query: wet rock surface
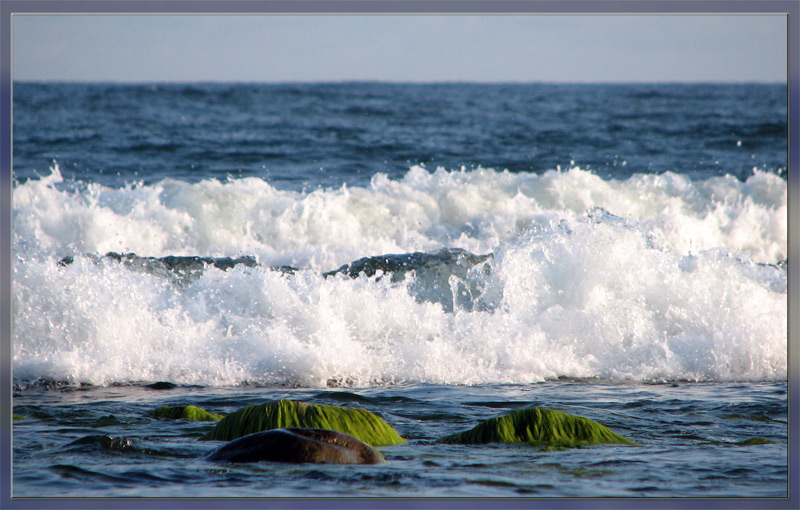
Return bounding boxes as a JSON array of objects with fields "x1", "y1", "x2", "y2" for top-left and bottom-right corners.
[{"x1": 205, "y1": 428, "x2": 384, "y2": 464}]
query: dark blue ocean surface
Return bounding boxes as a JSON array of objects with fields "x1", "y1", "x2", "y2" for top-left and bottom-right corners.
[
  {"x1": 11, "y1": 382, "x2": 788, "y2": 498},
  {"x1": 11, "y1": 82, "x2": 788, "y2": 499},
  {"x1": 13, "y1": 82, "x2": 787, "y2": 189}
]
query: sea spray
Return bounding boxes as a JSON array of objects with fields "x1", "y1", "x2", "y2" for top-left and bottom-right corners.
[
  {"x1": 13, "y1": 164, "x2": 786, "y2": 266},
  {"x1": 13, "y1": 166, "x2": 786, "y2": 387}
]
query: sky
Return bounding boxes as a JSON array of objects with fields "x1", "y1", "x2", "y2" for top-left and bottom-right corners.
[{"x1": 11, "y1": 14, "x2": 788, "y2": 83}]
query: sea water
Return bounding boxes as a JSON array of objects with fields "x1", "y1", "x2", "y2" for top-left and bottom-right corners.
[{"x1": 11, "y1": 82, "x2": 788, "y2": 499}]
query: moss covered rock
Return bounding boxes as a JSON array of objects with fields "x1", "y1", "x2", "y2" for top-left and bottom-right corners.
[
  {"x1": 201, "y1": 399, "x2": 405, "y2": 446},
  {"x1": 438, "y1": 407, "x2": 637, "y2": 448},
  {"x1": 148, "y1": 405, "x2": 224, "y2": 422},
  {"x1": 734, "y1": 437, "x2": 778, "y2": 446}
]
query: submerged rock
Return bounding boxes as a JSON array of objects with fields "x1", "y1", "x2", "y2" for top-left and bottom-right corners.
[
  {"x1": 734, "y1": 437, "x2": 779, "y2": 446},
  {"x1": 205, "y1": 428, "x2": 384, "y2": 464},
  {"x1": 56, "y1": 248, "x2": 493, "y2": 311},
  {"x1": 146, "y1": 381, "x2": 178, "y2": 390},
  {"x1": 58, "y1": 252, "x2": 262, "y2": 283},
  {"x1": 201, "y1": 399, "x2": 405, "y2": 446},
  {"x1": 322, "y1": 248, "x2": 494, "y2": 312},
  {"x1": 66, "y1": 434, "x2": 133, "y2": 451},
  {"x1": 322, "y1": 248, "x2": 491, "y2": 280},
  {"x1": 148, "y1": 405, "x2": 224, "y2": 422},
  {"x1": 438, "y1": 407, "x2": 637, "y2": 448}
]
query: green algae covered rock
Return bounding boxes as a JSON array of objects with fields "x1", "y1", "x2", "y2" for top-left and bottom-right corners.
[
  {"x1": 201, "y1": 399, "x2": 406, "y2": 446},
  {"x1": 734, "y1": 437, "x2": 778, "y2": 446},
  {"x1": 438, "y1": 407, "x2": 637, "y2": 448},
  {"x1": 148, "y1": 405, "x2": 224, "y2": 422}
]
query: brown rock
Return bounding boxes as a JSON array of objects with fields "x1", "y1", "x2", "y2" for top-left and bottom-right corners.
[{"x1": 205, "y1": 428, "x2": 384, "y2": 464}]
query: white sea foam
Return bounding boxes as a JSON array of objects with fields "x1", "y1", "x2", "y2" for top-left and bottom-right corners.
[{"x1": 12, "y1": 164, "x2": 787, "y2": 386}]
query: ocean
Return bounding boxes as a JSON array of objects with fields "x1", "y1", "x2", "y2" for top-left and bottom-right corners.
[{"x1": 11, "y1": 82, "x2": 788, "y2": 500}]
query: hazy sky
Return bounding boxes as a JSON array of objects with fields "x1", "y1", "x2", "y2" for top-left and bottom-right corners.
[{"x1": 12, "y1": 14, "x2": 788, "y2": 83}]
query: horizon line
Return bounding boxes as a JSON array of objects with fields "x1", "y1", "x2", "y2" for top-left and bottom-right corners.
[{"x1": 12, "y1": 78, "x2": 788, "y2": 86}]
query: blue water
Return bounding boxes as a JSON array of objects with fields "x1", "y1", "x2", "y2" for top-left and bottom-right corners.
[
  {"x1": 11, "y1": 82, "x2": 788, "y2": 499},
  {"x1": 13, "y1": 82, "x2": 787, "y2": 189}
]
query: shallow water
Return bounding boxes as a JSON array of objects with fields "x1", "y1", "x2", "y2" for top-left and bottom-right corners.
[{"x1": 12, "y1": 382, "x2": 788, "y2": 498}]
